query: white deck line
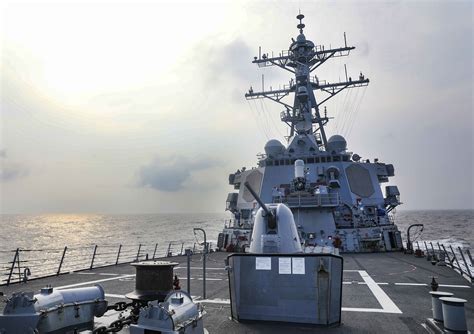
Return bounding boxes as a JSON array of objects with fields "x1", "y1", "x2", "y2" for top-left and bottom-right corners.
[
  {"x1": 105, "y1": 293, "x2": 126, "y2": 299},
  {"x1": 180, "y1": 278, "x2": 223, "y2": 281},
  {"x1": 345, "y1": 282, "x2": 390, "y2": 285},
  {"x1": 439, "y1": 284, "x2": 471, "y2": 288},
  {"x1": 175, "y1": 267, "x2": 225, "y2": 270},
  {"x1": 56, "y1": 274, "x2": 136, "y2": 290},
  {"x1": 189, "y1": 303, "x2": 401, "y2": 314},
  {"x1": 346, "y1": 282, "x2": 468, "y2": 288},
  {"x1": 343, "y1": 270, "x2": 360, "y2": 272},
  {"x1": 188, "y1": 301, "x2": 399, "y2": 314},
  {"x1": 55, "y1": 273, "x2": 223, "y2": 290},
  {"x1": 196, "y1": 298, "x2": 231, "y2": 304},
  {"x1": 98, "y1": 273, "x2": 120, "y2": 276},
  {"x1": 105, "y1": 294, "x2": 204, "y2": 300},
  {"x1": 192, "y1": 300, "x2": 386, "y2": 310},
  {"x1": 358, "y1": 270, "x2": 402, "y2": 314},
  {"x1": 341, "y1": 307, "x2": 396, "y2": 313},
  {"x1": 193, "y1": 301, "x2": 393, "y2": 311}
]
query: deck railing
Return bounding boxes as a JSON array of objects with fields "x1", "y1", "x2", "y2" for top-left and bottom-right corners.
[
  {"x1": 2, "y1": 239, "x2": 470, "y2": 286},
  {"x1": 0, "y1": 241, "x2": 213, "y2": 286},
  {"x1": 224, "y1": 218, "x2": 253, "y2": 229},
  {"x1": 410, "y1": 240, "x2": 473, "y2": 281},
  {"x1": 273, "y1": 193, "x2": 340, "y2": 207}
]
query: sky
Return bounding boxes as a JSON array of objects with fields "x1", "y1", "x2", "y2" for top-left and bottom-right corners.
[{"x1": 0, "y1": 0, "x2": 472, "y2": 214}]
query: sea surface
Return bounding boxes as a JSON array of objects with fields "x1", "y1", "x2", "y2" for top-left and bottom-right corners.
[{"x1": 0, "y1": 210, "x2": 472, "y2": 269}]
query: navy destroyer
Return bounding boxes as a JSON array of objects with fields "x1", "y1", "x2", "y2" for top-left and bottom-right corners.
[
  {"x1": 218, "y1": 14, "x2": 402, "y2": 254},
  {"x1": 1, "y1": 13, "x2": 472, "y2": 334}
]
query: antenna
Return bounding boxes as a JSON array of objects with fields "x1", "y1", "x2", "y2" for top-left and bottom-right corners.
[{"x1": 296, "y1": 13, "x2": 305, "y2": 34}]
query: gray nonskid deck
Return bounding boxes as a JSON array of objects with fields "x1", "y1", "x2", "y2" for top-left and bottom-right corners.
[{"x1": 1, "y1": 252, "x2": 472, "y2": 333}]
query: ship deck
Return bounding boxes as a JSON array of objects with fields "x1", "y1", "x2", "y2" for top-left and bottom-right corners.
[{"x1": 1, "y1": 251, "x2": 473, "y2": 333}]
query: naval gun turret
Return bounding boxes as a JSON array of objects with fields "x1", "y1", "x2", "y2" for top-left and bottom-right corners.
[
  {"x1": 226, "y1": 182, "x2": 343, "y2": 326},
  {"x1": 244, "y1": 181, "x2": 302, "y2": 254}
]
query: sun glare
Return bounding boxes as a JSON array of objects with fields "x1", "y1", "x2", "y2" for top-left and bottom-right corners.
[{"x1": 3, "y1": 2, "x2": 232, "y2": 105}]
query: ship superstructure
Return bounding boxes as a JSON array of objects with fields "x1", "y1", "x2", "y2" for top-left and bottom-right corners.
[{"x1": 218, "y1": 14, "x2": 403, "y2": 253}]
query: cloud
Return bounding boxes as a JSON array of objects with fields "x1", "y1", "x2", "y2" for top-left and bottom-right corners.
[
  {"x1": 211, "y1": 38, "x2": 254, "y2": 83},
  {"x1": 180, "y1": 37, "x2": 264, "y2": 103},
  {"x1": 137, "y1": 155, "x2": 218, "y2": 192},
  {"x1": 0, "y1": 167, "x2": 28, "y2": 182},
  {"x1": 0, "y1": 150, "x2": 28, "y2": 182}
]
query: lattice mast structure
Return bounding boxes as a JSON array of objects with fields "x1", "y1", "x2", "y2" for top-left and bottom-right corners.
[{"x1": 245, "y1": 14, "x2": 369, "y2": 149}]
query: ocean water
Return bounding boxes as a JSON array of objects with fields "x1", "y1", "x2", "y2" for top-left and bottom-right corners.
[
  {"x1": 0, "y1": 213, "x2": 228, "y2": 280},
  {"x1": 394, "y1": 210, "x2": 473, "y2": 250},
  {"x1": 0, "y1": 210, "x2": 472, "y2": 278},
  {"x1": 1, "y1": 210, "x2": 472, "y2": 253},
  {"x1": 0, "y1": 213, "x2": 227, "y2": 252}
]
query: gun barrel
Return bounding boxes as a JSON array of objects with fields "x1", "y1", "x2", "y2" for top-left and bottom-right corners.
[{"x1": 244, "y1": 182, "x2": 272, "y2": 217}]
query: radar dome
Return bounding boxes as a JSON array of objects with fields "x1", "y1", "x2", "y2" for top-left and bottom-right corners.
[
  {"x1": 326, "y1": 135, "x2": 347, "y2": 153},
  {"x1": 264, "y1": 139, "x2": 285, "y2": 158},
  {"x1": 297, "y1": 33, "x2": 306, "y2": 42}
]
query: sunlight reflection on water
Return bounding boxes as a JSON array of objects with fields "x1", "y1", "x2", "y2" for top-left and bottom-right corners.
[{"x1": 1, "y1": 210, "x2": 472, "y2": 267}]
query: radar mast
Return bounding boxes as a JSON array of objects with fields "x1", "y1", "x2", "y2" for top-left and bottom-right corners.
[{"x1": 245, "y1": 14, "x2": 369, "y2": 150}]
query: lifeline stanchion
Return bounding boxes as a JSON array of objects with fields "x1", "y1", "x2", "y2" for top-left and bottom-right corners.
[
  {"x1": 185, "y1": 248, "x2": 192, "y2": 294},
  {"x1": 193, "y1": 228, "x2": 207, "y2": 299}
]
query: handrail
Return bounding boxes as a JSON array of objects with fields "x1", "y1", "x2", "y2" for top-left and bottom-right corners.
[
  {"x1": 0, "y1": 241, "x2": 199, "y2": 286},
  {"x1": 410, "y1": 240, "x2": 473, "y2": 281},
  {"x1": 273, "y1": 193, "x2": 340, "y2": 207},
  {"x1": 224, "y1": 218, "x2": 253, "y2": 229}
]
